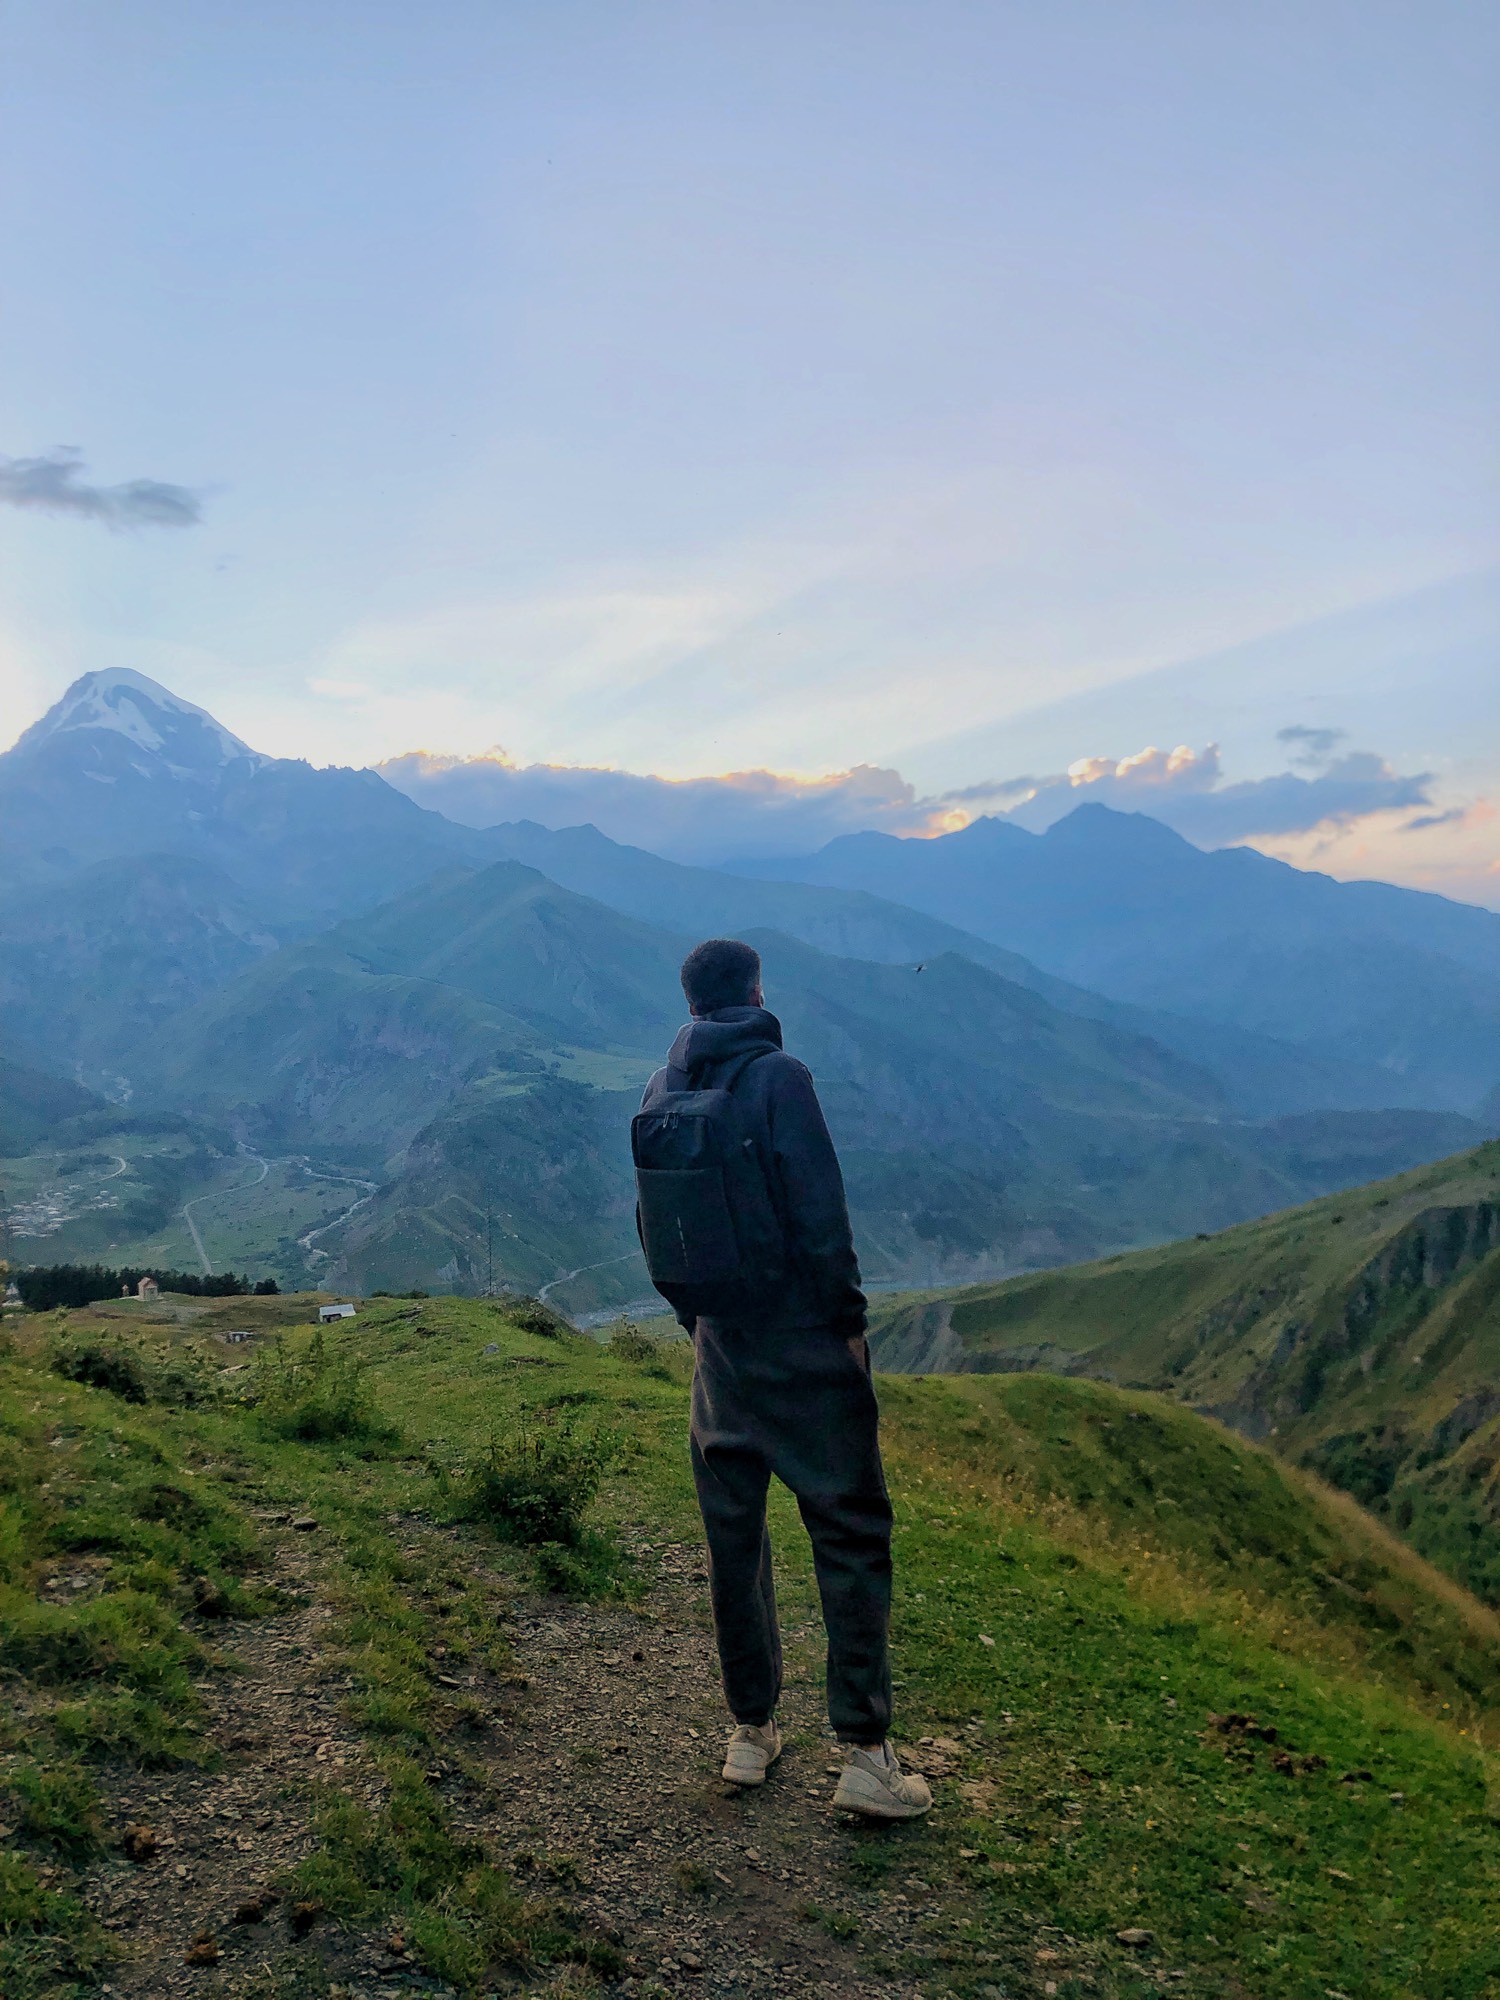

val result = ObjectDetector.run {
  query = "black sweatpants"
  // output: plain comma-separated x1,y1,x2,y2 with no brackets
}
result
689,1319,894,1744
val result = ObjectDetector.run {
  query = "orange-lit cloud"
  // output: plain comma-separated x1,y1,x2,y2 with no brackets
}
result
379,748,959,863
378,734,1497,908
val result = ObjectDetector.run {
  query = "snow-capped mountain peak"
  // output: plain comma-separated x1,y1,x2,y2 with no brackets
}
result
11,669,266,774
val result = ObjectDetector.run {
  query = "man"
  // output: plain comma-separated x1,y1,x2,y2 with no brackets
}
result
635,937,931,1819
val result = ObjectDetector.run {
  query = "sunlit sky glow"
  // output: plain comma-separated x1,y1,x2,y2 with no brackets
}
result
1,3,1496,899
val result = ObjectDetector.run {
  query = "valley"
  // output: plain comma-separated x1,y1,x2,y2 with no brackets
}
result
3,670,1498,1307
0,1130,386,1292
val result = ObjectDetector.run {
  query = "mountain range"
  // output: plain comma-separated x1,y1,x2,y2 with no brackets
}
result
1,668,1496,1304
734,810,1500,1111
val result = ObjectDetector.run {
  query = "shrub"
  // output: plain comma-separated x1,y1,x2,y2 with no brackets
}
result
606,1318,678,1372
501,1296,570,1340
50,1340,215,1408
454,1416,617,1547
254,1334,397,1446
51,1341,150,1403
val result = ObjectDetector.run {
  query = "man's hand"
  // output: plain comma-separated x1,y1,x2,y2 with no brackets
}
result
846,1333,869,1369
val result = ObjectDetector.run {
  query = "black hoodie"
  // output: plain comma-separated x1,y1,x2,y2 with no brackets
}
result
640,1004,867,1336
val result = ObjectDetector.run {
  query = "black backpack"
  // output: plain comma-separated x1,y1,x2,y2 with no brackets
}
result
632,1049,788,1321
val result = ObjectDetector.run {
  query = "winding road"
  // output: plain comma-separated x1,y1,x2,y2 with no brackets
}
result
296,1164,378,1264
537,1248,638,1304
180,1148,269,1276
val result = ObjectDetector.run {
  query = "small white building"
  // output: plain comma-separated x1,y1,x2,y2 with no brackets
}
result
136,1275,160,1300
318,1302,357,1323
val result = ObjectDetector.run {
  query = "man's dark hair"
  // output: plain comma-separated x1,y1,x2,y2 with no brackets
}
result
681,938,762,1014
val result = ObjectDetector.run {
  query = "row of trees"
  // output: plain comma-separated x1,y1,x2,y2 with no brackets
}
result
12,1264,279,1312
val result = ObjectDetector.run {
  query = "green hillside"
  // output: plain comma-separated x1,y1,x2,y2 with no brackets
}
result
1,1290,1496,1998
67,857,1477,1304
0,1058,103,1156
870,1138,1500,1602
0,855,282,1080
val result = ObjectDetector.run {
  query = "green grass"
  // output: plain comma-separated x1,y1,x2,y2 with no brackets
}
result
0,1331,271,1994
870,1138,1500,1606
875,1371,1500,1995
1,1288,1497,1997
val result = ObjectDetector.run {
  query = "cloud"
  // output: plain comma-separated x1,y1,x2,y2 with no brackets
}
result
379,727,1442,865
998,741,1432,844
379,749,951,864
1276,723,1348,768
0,448,202,529
1403,807,1466,832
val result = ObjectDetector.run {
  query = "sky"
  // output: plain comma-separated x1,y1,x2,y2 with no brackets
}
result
1,3,1497,899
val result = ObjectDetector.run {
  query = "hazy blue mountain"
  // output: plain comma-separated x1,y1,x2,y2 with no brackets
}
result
461,819,1410,1118
0,854,281,1081
732,805,1500,1111
0,668,497,927
118,859,1484,1302
3,673,1419,1124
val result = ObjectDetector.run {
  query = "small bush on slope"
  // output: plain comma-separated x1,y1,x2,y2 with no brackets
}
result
451,1415,618,1547
51,1335,217,1408
253,1328,398,1445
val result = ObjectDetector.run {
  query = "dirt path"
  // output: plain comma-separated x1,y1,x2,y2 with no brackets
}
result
471,1530,931,2000
74,1511,959,1999
77,1522,384,1998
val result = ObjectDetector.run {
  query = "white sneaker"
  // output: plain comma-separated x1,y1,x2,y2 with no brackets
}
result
832,1743,933,1819
721,1721,782,1786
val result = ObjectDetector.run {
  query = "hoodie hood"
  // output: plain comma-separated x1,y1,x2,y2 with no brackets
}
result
666,1004,784,1077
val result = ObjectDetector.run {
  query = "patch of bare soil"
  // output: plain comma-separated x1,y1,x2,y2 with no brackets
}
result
78,1521,399,2000
76,1517,958,1999
475,1531,931,2000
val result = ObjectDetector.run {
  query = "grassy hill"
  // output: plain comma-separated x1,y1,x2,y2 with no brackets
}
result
0,1058,103,1156
78,857,1479,1304
1,1289,1496,1997
870,1138,1500,1603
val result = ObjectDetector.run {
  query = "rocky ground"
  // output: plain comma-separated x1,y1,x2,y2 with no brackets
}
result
73,1516,980,2000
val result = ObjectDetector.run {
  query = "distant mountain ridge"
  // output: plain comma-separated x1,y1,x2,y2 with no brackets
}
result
731,806,1500,1111
118,857,1488,1301
3,669,1495,1303
4,671,1402,1121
